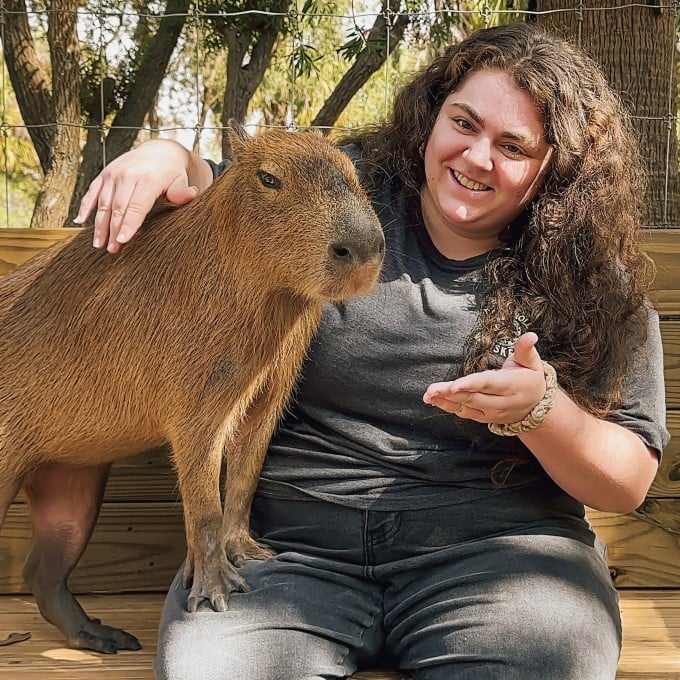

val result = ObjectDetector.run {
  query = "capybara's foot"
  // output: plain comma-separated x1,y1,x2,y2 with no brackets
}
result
226,534,274,567
72,619,141,654
183,549,248,613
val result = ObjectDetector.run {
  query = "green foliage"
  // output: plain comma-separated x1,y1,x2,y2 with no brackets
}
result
78,0,165,121
1,0,676,227
0,44,40,227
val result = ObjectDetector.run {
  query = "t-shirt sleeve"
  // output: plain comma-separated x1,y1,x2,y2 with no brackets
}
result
605,305,670,459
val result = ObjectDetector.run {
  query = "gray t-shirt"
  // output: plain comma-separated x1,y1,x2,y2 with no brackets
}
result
209,152,670,511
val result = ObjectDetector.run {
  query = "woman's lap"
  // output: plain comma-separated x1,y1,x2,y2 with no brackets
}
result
155,495,620,680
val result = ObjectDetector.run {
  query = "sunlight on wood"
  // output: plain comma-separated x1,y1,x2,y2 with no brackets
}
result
41,648,105,663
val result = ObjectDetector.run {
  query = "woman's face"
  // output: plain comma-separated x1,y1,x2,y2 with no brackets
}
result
421,69,552,259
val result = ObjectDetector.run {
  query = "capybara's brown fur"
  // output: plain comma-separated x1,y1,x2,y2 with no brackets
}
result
0,125,384,653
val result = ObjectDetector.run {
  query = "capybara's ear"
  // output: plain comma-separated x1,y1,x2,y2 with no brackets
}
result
227,120,250,160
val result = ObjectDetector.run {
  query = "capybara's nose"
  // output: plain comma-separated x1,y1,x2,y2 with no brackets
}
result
329,231,385,265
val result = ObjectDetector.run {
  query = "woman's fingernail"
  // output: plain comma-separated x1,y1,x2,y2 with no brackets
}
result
93,237,102,248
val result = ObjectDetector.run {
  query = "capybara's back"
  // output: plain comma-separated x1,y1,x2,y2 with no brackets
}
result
0,125,384,653
0,127,383,466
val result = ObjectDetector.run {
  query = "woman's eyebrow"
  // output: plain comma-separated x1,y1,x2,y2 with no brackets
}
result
450,102,483,126
450,101,541,152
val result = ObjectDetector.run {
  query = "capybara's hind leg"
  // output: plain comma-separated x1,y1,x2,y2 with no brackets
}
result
22,462,141,654
0,476,24,528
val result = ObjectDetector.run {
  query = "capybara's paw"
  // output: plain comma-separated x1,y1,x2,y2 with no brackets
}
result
226,535,275,567
186,550,249,613
73,619,142,654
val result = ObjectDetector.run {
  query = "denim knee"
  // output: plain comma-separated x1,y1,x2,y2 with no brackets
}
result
155,621,353,680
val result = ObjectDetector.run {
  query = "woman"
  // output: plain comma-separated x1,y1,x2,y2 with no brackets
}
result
77,23,668,680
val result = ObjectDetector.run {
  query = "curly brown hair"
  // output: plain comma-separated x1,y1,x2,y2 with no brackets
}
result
342,22,654,415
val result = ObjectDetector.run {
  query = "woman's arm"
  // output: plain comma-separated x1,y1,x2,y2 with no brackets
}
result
424,332,662,513
75,139,214,253
519,388,658,512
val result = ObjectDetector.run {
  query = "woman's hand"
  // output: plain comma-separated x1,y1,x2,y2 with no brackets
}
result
423,332,546,425
425,331,659,512
74,139,213,254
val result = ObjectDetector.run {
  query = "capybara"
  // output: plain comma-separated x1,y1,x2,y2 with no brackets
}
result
0,124,384,653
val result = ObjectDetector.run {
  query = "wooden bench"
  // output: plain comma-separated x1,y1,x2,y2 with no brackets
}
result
2,227,680,678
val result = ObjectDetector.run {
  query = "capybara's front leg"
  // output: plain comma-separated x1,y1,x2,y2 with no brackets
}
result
172,428,247,613
221,347,313,566
22,463,139,654
222,409,279,567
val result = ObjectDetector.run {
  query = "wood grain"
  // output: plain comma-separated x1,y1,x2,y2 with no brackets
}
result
650,411,680,496
13,448,180,504
0,503,185,595
2,501,679,593
588,503,680,588
642,229,680,317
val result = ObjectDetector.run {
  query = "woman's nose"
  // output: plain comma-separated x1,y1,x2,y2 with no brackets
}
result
463,138,493,172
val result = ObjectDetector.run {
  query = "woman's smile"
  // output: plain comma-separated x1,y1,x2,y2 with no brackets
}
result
450,168,492,192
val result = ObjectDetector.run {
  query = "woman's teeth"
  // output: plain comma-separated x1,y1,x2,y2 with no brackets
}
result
452,170,490,191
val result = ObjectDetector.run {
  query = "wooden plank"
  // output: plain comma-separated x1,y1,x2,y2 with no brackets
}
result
661,321,680,409
650,410,680,497
0,228,81,276
0,503,185,595
617,590,680,678
2,454,679,597
0,594,162,679
642,229,680,317
3,482,678,596
0,591,678,678
588,502,680,588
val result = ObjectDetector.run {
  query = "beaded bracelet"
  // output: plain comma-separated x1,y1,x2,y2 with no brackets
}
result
488,361,558,436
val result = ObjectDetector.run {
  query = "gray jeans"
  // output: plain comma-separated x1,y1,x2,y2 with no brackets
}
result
155,487,621,680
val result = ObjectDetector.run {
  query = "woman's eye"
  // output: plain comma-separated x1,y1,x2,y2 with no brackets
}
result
502,143,526,157
257,170,282,190
453,117,474,131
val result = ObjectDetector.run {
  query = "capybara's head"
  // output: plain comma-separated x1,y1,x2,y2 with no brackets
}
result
216,124,384,301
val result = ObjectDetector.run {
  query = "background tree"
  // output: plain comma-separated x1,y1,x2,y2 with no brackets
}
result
2,0,81,228
0,0,676,228
533,0,679,227
0,53,41,226
71,0,190,219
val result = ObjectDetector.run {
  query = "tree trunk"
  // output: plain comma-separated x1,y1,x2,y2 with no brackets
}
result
310,0,410,130
1,0,55,173
534,1,679,227
69,0,190,220
30,0,81,228
219,1,291,158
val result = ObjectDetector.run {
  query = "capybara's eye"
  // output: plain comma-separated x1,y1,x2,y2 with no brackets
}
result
257,170,282,190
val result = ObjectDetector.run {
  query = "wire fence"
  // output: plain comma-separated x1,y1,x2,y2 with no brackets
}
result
0,1,678,228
